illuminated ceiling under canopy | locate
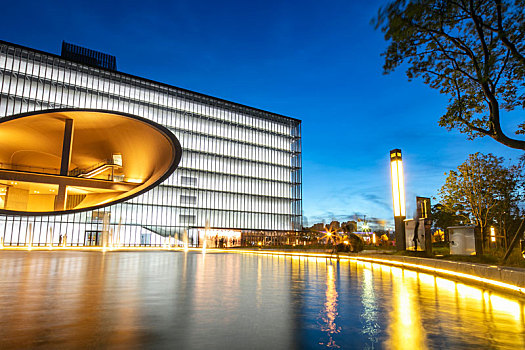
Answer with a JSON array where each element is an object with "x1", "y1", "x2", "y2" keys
[{"x1": 0, "y1": 109, "x2": 181, "y2": 215}]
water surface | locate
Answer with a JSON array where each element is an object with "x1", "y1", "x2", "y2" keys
[{"x1": 0, "y1": 251, "x2": 524, "y2": 349}]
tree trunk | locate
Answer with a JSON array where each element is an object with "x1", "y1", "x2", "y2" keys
[
  {"x1": 489, "y1": 98, "x2": 525, "y2": 150},
  {"x1": 480, "y1": 223, "x2": 486, "y2": 249}
]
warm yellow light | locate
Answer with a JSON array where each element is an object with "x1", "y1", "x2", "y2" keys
[
  {"x1": 456, "y1": 283, "x2": 483, "y2": 301},
  {"x1": 372, "y1": 234, "x2": 377, "y2": 244},
  {"x1": 490, "y1": 227, "x2": 496, "y2": 243},
  {"x1": 178, "y1": 249, "x2": 525, "y2": 295},
  {"x1": 83, "y1": 166, "x2": 108, "y2": 178},
  {"x1": 258, "y1": 242, "x2": 262, "y2": 246},
  {"x1": 326, "y1": 232, "x2": 332, "y2": 237},
  {"x1": 490, "y1": 294, "x2": 521, "y2": 320},
  {"x1": 390, "y1": 266, "x2": 403, "y2": 278},
  {"x1": 4, "y1": 245, "x2": 525, "y2": 296},
  {"x1": 398, "y1": 161, "x2": 406, "y2": 216},
  {"x1": 418, "y1": 272, "x2": 436, "y2": 287},
  {"x1": 390, "y1": 156, "x2": 406, "y2": 217},
  {"x1": 391, "y1": 161, "x2": 400, "y2": 215}
]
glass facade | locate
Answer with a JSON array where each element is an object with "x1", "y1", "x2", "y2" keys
[{"x1": 0, "y1": 41, "x2": 302, "y2": 247}]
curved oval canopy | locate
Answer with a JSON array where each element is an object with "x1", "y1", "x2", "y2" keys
[{"x1": 0, "y1": 109, "x2": 181, "y2": 215}]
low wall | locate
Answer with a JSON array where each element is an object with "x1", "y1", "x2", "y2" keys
[{"x1": 354, "y1": 253, "x2": 525, "y2": 295}]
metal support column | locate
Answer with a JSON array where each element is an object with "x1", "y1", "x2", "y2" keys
[{"x1": 55, "y1": 119, "x2": 74, "y2": 211}]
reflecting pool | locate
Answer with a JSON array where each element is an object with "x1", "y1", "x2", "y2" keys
[{"x1": 0, "y1": 251, "x2": 524, "y2": 349}]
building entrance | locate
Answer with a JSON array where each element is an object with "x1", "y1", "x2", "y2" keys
[{"x1": 85, "y1": 231, "x2": 102, "y2": 246}]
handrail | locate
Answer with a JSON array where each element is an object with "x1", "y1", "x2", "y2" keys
[
  {"x1": 69, "y1": 158, "x2": 120, "y2": 177},
  {"x1": 0, "y1": 163, "x2": 60, "y2": 175}
]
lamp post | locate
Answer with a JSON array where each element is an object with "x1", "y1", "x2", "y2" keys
[
  {"x1": 326, "y1": 231, "x2": 332, "y2": 245},
  {"x1": 490, "y1": 226, "x2": 496, "y2": 242},
  {"x1": 390, "y1": 149, "x2": 406, "y2": 250}
]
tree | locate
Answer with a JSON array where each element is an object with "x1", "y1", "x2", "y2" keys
[
  {"x1": 341, "y1": 221, "x2": 357, "y2": 233},
  {"x1": 431, "y1": 203, "x2": 465, "y2": 239},
  {"x1": 438, "y1": 152, "x2": 522, "y2": 244},
  {"x1": 375, "y1": 0, "x2": 525, "y2": 150},
  {"x1": 493, "y1": 159, "x2": 525, "y2": 246}
]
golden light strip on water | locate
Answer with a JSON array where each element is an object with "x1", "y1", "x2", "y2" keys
[{"x1": 2, "y1": 245, "x2": 524, "y2": 295}]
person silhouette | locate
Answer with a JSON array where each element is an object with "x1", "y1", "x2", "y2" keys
[{"x1": 413, "y1": 210, "x2": 420, "y2": 251}]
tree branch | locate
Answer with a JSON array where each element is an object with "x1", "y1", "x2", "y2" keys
[
  {"x1": 494, "y1": 0, "x2": 525, "y2": 66},
  {"x1": 468, "y1": 0, "x2": 492, "y2": 79},
  {"x1": 493, "y1": 49, "x2": 510, "y2": 86},
  {"x1": 426, "y1": 30, "x2": 480, "y2": 82}
]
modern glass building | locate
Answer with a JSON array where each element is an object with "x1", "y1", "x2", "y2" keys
[{"x1": 0, "y1": 40, "x2": 302, "y2": 247}]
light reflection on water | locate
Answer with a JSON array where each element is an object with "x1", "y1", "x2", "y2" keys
[
  {"x1": 318, "y1": 263, "x2": 341, "y2": 348},
  {"x1": 0, "y1": 251, "x2": 524, "y2": 349},
  {"x1": 360, "y1": 267, "x2": 380, "y2": 349}
]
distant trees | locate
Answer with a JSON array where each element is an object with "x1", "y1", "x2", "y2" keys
[
  {"x1": 437, "y1": 152, "x2": 523, "y2": 245},
  {"x1": 375, "y1": 0, "x2": 525, "y2": 150},
  {"x1": 341, "y1": 221, "x2": 357, "y2": 233},
  {"x1": 304, "y1": 220, "x2": 361, "y2": 246}
]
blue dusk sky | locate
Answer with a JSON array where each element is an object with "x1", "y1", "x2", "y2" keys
[{"x1": 1, "y1": 0, "x2": 523, "y2": 226}]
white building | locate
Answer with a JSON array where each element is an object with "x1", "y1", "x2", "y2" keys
[{"x1": 0, "y1": 41, "x2": 302, "y2": 247}]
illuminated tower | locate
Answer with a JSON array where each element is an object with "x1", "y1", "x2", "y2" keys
[{"x1": 390, "y1": 149, "x2": 406, "y2": 250}]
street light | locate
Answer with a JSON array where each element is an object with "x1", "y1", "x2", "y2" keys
[
  {"x1": 390, "y1": 149, "x2": 406, "y2": 250},
  {"x1": 490, "y1": 226, "x2": 496, "y2": 243}
]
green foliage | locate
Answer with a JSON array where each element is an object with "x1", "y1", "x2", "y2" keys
[
  {"x1": 438, "y1": 152, "x2": 522, "y2": 242},
  {"x1": 432, "y1": 203, "x2": 465, "y2": 230},
  {"x1": 375, "y1": 0, "x2": 525, "y2": 150},
  {"x1": 431, "y1": 246, "x2": 525, "y2": 268}
]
